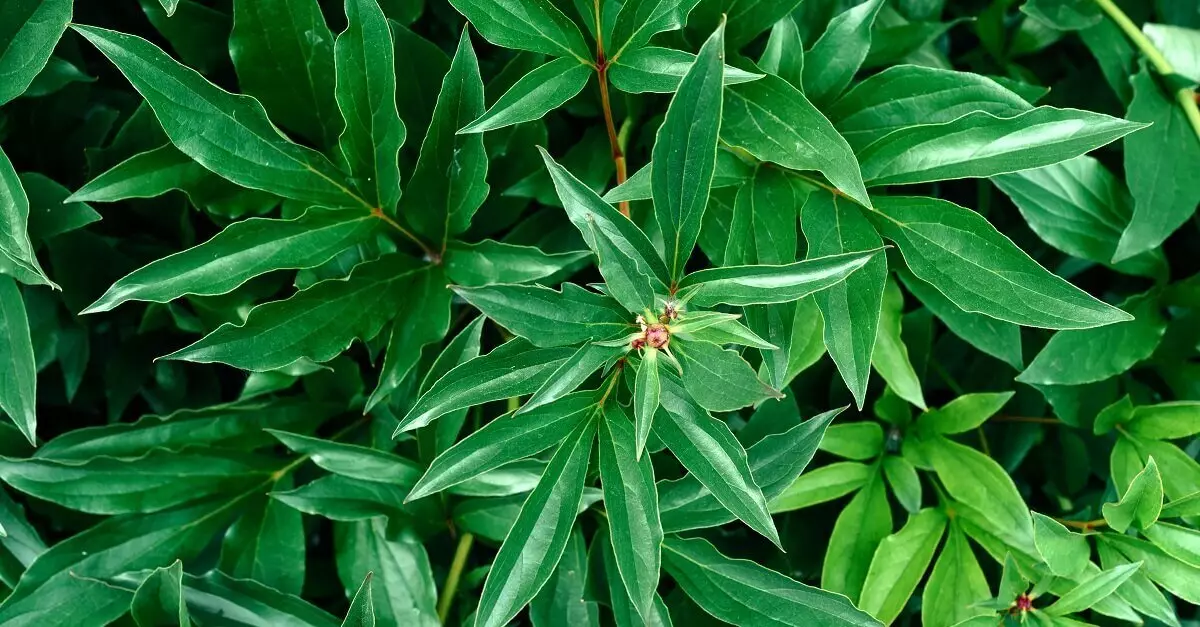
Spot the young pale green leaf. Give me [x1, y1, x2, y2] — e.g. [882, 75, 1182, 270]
[1033, 512, 1090, 578]
[921, 523, 991, 627]
[408, 392, 598, 500]
[661, 536, 881, 627]
[1045, 562, 1143, 616]
[1113, 66, 1200, 262]
[83, 209, 377, 314]
[802, 0, 884, 106]
[770, 461, 874, 513]
[882, 455, 921, 513]
[72, 26, 361, 208]
[897, 270, 1023, 369]
[520, 343, 623, 414]
[589, 218, 656, 314]
[365, 266, 452, 410]
[1143, 522, 1200, 568]
[0, 148, 52, 287]
[758, 16, 804, 89]
[823, 469, 892, 603]
[859, 508, 947, 624]
[926, 436, 1034, 550]
[819, 422, 883, 461]
[1018, 292, 1166, 386]
[604, 149, 752, 202]
[802, 191, 885, 409]
[873, 279, 924, 409]
[268, 430, 421, 487]
[443, 240, 589, 287]
[598, 404, 663, 622]
[607, 46, 762, 94]
[653, 22, 724, 282]
[679, 249, 882, 307]
[1161, 493, 1200, 519]
[342, 573, 375, 627]
[450, 0, 590, 61]
[460, 58, 591, 133]
[674, 340, 780, 412]
[917, 392, 1014, 435]
[1100, 533, 1200, 605]
[131, 560, 189, 627]
[858, 107, 1147, 187]
[633, 349, 661, 460]
[655, 375, 779, 547]
[0, 278, 36, 446]
[868, 196, 1132, 330]
[1095, 538, 1181, 627]
[452, 283, 630, 347]
[1123, 402, 1200, 440]
[0, 0, 71, 106]
[396, 338, 577, 434]
[1103, 457, 1163, 533]
[220, 476, 305, 596]
[610, 0, 701, 58]
[722, 75, 871, 207]
[164, 254, 424, 370]
[229, 0, 339, 148]
[476, 417, 595, 627]
[531, 526, 600, 627]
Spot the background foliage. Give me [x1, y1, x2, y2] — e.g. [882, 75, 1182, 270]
[2, 0, 1200, 625]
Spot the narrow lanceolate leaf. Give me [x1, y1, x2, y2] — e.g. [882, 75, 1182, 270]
[610, 0, 701, 59]
[397, 339, 577, 433]
[591, 219, 656, 314]
[604, 149, 753, 202]
[220, 476, 305, 595]
[859, 508, 947, 625]
[633, 349, 661, 460]
[540, 148, 671, 287]
[802, 191, 885, 409]
[653, 22, 724, 281]
[229, 0, 339, 147]
[0, 147, 52, 287]
[408, 392, 599, 500]
[268, 430, 421, 487]
[342, 573, 375, 627]
[1046, 563, 1143, 616]
[334, 519, 439, 627]
[926, 436, 1034, 549]
[722, 75, 871, 208]
[452, 283, 630, 347]
[335, 0, 404, 213]
[476, 417, 596, 627]
[823, 469, 892, 603]
[1113, 66, 1200, 262]
[0, 0, 72, 105]
[897, 270, 1023, 369]
[365, 266, 452, 411]
[443, 240, 589, 287]
[531, 525, 599, 627]
[596, 530, 671, 627]
[72, 26, 360, 207]
[521, 343, 624, 414]
[83, 208, 376, 314]
[1103, 457, 1163, 533]
[674, 340, 780, 412]
[857, 107, 1147, 187]
[0, 278, 36, 446]
[131, 560, 189, 627]
[679, 249, 882, 307]
[449, 0, 590, 61]
[607, 47, 762, 94]
[656, 376, 780, 547]
[460, 58, 591, 133]
[758, 17, 804, 89]
[662, 536, 881, 627]
[873, 279, 925, 409]
[917, 392, 1014, 436]
[599, 405, 663, 623]
[403, 29, 487, 244]
[868, 196, 1132, 329]
[801, 0, 884, 107]
[164, 254, 425, 370]
[921, 523, 991, 627]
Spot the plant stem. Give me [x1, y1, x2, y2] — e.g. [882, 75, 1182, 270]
[1092, 0, 1200, 141]
[593, 0, 630, 217]
[992, 415, 1060, 425]
[1055, 517, 1107, 531]
[438, 532, 474, 622]
[370, 208, 437, 262]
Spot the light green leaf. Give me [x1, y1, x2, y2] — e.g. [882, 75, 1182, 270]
[450, 0, 590, 61]
[1095, 538, 1180, 627]
[608, 46, 762, 94]
[443, 240, 589, 287]
[335, 519, 439, 627]
[342, 573, 375, 627]
[858, 107, 1146, 187]
[1021, 0, 1101, 30]
[589, 217, 656, 314]
[1103, 456, 1163, 533]
[679, 249, 882, 307]
[859, 508, 947, 624]
[770, 461, 873, 513]
[0, 278, 36, 446]
[802, 0, 885, 106]
[917, 392, 1014, 435]
[1143, 521, 1200, 568]
[1125, 402, 1200, 440]
[921, 523, 991, 627]
[1100, 533, 1200, 605]
[823, 468, 892, 603]
[1045, 562, 1142, 616]
[1143, 23, 1200, 83]
[926, 436, 1034, 550]
[0, 0, 72, 106]
[873, 279, 924, 409]
[868, 196, 1132, 330]
[460, 58, 591, 133]
[819, 422, 883, 461]
[722, 75, 871, 207]
[897, 270, 1022, 368]
[1032, 512, 1090, 578]
[131, 560, 189, 627]
[674, 340, 780, 412]
[272, 474, 417, 522]
[0, 147, 52, 287]
[883, 455, 922, 513]
[604, 149, 752, 202]
[452, 283, 630, 347]
[633, 349, 661, 460]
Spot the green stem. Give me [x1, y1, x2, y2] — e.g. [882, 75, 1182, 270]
[1092, 0, 1200, 141]
[438, 532, 474, 622]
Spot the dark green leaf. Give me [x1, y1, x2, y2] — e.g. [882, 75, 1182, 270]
[443, 240, 589, 287]
[802, 0, 885, 107]
[0, 148, 52, 287]
[531, 525, 600, 627]
[589, 217, 656, 313]
[452, 283, 630, 347]
[607, 47, 761, 94]
[674, 339, 780, 412]
[521, 343, 623, 414]
[131, 560, 189, 627]
[342, 573, 375, 627]
[220, 476, 305, 595]
[366, 266, 452, 410]
[0, 0, 72, 105]
[460, 58, 591, 133]
[334, 519, 439, 627]
[633, 349, 661, 459]
[0, 278, 36, 445]
[758, 17, 804, 89]
[679, 249, 882, 307]
[449, 0, 591, 61]
[270, 430, 421, 486]
[272, 474, 415, 522]
[897, 270, 1022, 369]
[610, 0, 700, 58]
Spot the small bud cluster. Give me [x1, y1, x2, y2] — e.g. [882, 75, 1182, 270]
[631, 300, 682, 351]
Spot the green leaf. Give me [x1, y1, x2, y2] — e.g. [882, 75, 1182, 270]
[342, 573, 375, 627]
[0, 0, 71, 105]
[926, 436, 1034, 550]
[164, 254, 425, 370]
[521, 343, 624, 414]
[802, 0, 884, 107]
[408, 391, 598, 500]
[819, 422, 883, 461]
[607, 47, 762, 94]
[859, 508, 947, 624]
[917, 392, 1014, 435]
[402, 29, 487, 243]
[449, 0, 590, 61]
[1032, 512, 1090, 578]
[770, 461, 873, 513]
[1080, 18, 1135, 104]
[269, 431, 421, 487]
[272, 474, 417, 522]
[1143, 522, 1200, 568]
[801, 191, 885, 408]
[1113, 66, 1200, 262]
[596, 529, 672, 627]
[1143, 23, 1200, 83]
[1099, 533, 1200, 605]
[176, 570, 339, 626]
[19, 173, 102, 243]
[0, 278, 36, 445]
[897, 270, 1022, 369]
[0, 147, 52, 287]
[366, 266, 452, 410]
[823, 468, 892, 602]
[758, 16, 804, 89]
[610, 0, 700, 58]
[531, 525, 600, 627]
[661, 536, 881, 627]
[23, 55, 95, 98]
[679, 249, 882, 307]
[605, 149, 753, 203]
[868, 196, 1132, 330]
[858, 107, 1147, 186]
[722, 75, 871, 207]
[83, 208, 377, 313]
[1125, 402, 1200, 440]
[1103, 456, 1163, 533]
[452, 283, 630, 347]
[1045, 562, 1142, 616]
[883, 455, 921, 513]
[653, 22, 724, 282]
[220, 477, 305, 595]
[397, 338, 576, 433]
[443, 240, 588, 287]
[460, 58, 591, 133]
[589, 217, 656, 314]
[921, 523, 991, 627]
[992, 156, 1164, 278]
[828, 65, 1031, 152]
[598, 404, 663, 622]
[1022, 0, 1101, 30]
[873, 279, 924, 409]
[335, 519, 439, 627]
[655, 375, 780, 547]
[476, 416, 596, 627]
[72, 25, 362, 208]
[131, 560, 189, 627]
[1095, 538, 1181, 627]
[229, 0, 339, 147]
[674, 340, 780, 412]
[633, 349, 661, 460]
